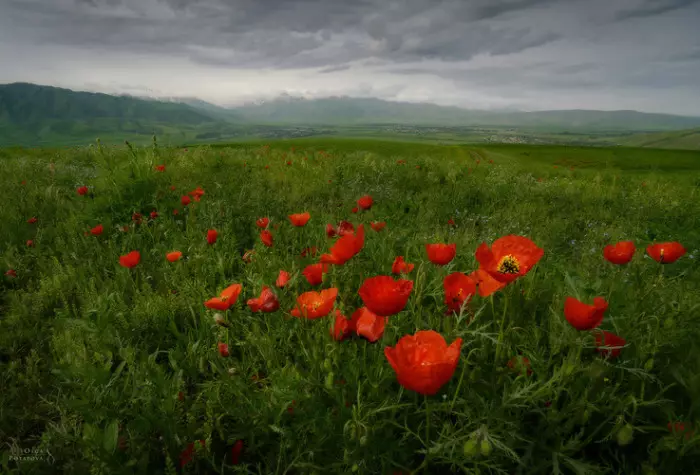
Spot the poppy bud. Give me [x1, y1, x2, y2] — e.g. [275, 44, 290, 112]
[323, 358, 332, 372]
[644, 358, 654, 371]
[616, 424, 634, 446]
[479, 439, 492, 457]
[463, 439, 478, 457]
[325, 372, 334, 390]
[213, 313, 230, 327]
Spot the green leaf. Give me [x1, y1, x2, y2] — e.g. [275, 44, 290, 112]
[103, 420, 119, 454]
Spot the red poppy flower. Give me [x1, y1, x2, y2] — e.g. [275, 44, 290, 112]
[299, 247, 318, 258]
[189, 187, 205, 201]
[180, 440, 206, 468]
[646, 242, 686, 264]
[303, 263, 329, 286]
[260, 230, 274, 247]
[166, 251, 182, 262]
[173, 209, 179, 215]
[357, 195, 373, 210]
[154, 164, 166, 172]
[218, 342, 230, 357]
[443, 272, 477, 313]
[247, 286, 280, 313]
[468, 269, 506, 297]
[507, 356, 533, 376]
[26, 240, 34, 247]
[5, 269, 17, 278]
[276, 270, 290, 288]
[447, 219, 456, 227]
[475, 235, 544, 284]
[132, 213, 143, 224]
[204, 283, 243, 311]
[603, 241, 635, 265]
[181, 195, 191, 206]
[352, 307, 387, 342]
[426, 243, 456, 266]
[207, 229, 218, 245]
[391, 256, 415, 274]
[289, 212, 311, 226]
[242, 250, 255, 263]
[331, 309, 353, 341]
[384, 330, 462, 395]
[370, 221, 386, 232]
[76, 186, 88, 196]
[150, 210, 158, 219]
[358, 276, 414, 316]
[256, 217, 270, 228]
[27, 217, 37, 224]
[594, 330, 626, 359]
[119, 250, 140, 269]
[351, 206, 359, 213]
[564, 297, 608, 331]
[326, 221, 355, 238]
[231, 439, 244, 465]
[668, 422, 695, 440]
[320, 224, 365, 265]
[291, 288, 338, 319]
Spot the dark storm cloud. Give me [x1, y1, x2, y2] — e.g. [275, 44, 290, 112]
[612, 0, 700, 21]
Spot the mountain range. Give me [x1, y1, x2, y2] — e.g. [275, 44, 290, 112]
[2, 82, 700, 147]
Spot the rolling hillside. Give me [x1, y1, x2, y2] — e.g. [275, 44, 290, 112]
[616, 128, 700, 150]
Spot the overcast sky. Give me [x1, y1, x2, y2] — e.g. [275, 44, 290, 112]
[1, 0, 700, 114]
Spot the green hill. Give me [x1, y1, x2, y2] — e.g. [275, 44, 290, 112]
[616, 128, 700, 150]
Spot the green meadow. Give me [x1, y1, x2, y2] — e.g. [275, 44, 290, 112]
[1, 138, 699, 474]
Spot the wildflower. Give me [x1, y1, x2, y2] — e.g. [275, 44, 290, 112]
[303, 263, 329, 286]
[231, 440, 244, 465]
[207, 229, 218, 245]
[384, 330, 462, 395]
[507, 356, 533, 376]
[276, 270, 291, 288]
[154, 164, 166, 172]
[204, 283, 243, 311]
[352, 307, 387, 342]
[181, 195, 191, 206]
[291, 288, 338, 319]
[180, 440, 206, 468]
[351, 206, 358, 213]
[357, 195, 373, 210]
[475, 235, 544, 284]
[242, 250, 255, 263]
[150, 210, 158, 219]
[247, 286, 280, 313]
[320, 225, 365, 265]
[358, 276, 413, 316]
[391, 256, 414, 275]
[564, 297, 608, 331]
[5, 269, 17, 278]
[444, 272, 477, 313]
[289, 212, 311, 227]
[256, 217, 270, 229]
[119, 251, 140, 269]
[166, 251, 182, 262]
[26, 240, 34, 247]
[326, 221, 355, 238]
[132, 213, 143, 224]
[603, 241, 635, 265]
[189, 187, 205, 201]
[426, 243, 457, 266]
[77, 186, 88, 196]
[594, 330, 626, 359]
[370, 221, 386, 232]
[300, 247, 318, 258]
[260, 230, 274, 247]
[646, 242, 686, 264]
[27, 217, 38, 224]
[218, 342, 230, 357]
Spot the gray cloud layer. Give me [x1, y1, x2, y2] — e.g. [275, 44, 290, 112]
[1, 0, 700, 114]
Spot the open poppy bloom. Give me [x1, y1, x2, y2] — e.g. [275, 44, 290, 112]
[166, 251, 182, 262]
[352, 307, 387, 342]
[181, 195, 191, 206]
[180, 440, 206, 468]
[392, 256, 415, 274]
[154, 164, 166, 172]
[260, 230, 274, 247]
[276, 270, 291, 288]
[5, 269, 17, 278]
[370, 221, 386, 232]
[447, 219, 456, 227]
[26, 240, 33, 247]
[242, 250, 255, 263]
[507, 356, 533, 376]
[668, 422, 695, 440]
[325, 221, 355, 238]
[426, 243, 457, 266]
[207, 229, 218, 245]
[444, 272, 477, 313]
[291, 288, 338, 319]
[320, 225, 365, 265]
[289, 212, 311, 227]
[303, 263, 329, 285]
[77, 186, 88, 196]
[27, 217, 38, 224]
[468, 269, 506, 297]
[132, 213, 143, 224]
[384, 330, 462, 395]
[564, 296, 608, 331]
[204, 283, 243, 311]
[90, 224, 103, 236]
[475, 235, 544, 284]
[150, 210, 158, 219]
[351, 206, 358, 214]
[247, 286, 280, 313]
[358, 275, 414, 316]
[256, 217, 270, 228]
[218, 342, 230, 357]
[119, 250, 140, 269]
[331, 309, 353, 341]
[603, 241, 635, 265]
[594, 330, 626, 359]
[189, 187, 205, 201]
[646, 242, 686, 264]
[357, 195, 374, 210]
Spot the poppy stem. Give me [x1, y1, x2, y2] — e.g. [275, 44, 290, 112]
[424, 395, 431, 452]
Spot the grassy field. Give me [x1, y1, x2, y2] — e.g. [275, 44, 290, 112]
[1, 138, 699, 474]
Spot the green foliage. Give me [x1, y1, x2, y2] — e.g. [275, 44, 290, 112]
[0, 138, 699, 474]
